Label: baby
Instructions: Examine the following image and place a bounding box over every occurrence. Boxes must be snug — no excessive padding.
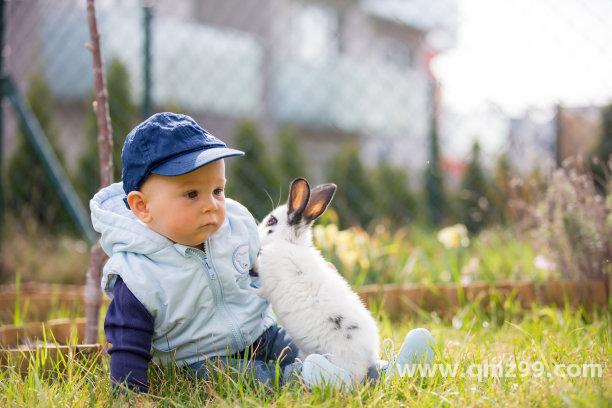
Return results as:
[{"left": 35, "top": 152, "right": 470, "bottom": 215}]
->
[{"left": 90, "top": 112, "right": 434, "bottom": 392}]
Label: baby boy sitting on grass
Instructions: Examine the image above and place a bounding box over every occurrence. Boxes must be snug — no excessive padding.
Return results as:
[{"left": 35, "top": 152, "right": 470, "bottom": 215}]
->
[{"left": 90, "top": 112, "right": 434, "bottom": 392}]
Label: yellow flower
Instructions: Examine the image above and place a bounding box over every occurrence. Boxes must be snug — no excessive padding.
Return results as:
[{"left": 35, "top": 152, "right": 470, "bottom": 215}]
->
[
  {"left": 338, "top": 248, "right": 358, "bottom": 268},
  {"left": 313, "top": 224, "right": 338, "bottom": 249},
  {"left": 437, "top": 224, "right": 470, "bottom": 249}
]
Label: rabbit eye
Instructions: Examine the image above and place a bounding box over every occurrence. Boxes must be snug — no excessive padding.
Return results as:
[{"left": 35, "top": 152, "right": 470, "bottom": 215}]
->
[{"left": 266, "top": 216, "right": 278, "bottom": 226}]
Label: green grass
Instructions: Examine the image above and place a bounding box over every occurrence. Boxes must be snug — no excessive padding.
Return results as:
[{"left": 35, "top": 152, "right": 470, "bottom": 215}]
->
[
  {"left": 1, "top": 302, "right": 610, "bottom": 407},
  {"left": 1, "top": 220, "right": 608, "bottom": 405},
  {"left": 314, "top": 224, "right": 544, "bottom": 287},
  {"left": 1, "top": 220, "right": 543, "bottom": 287}
]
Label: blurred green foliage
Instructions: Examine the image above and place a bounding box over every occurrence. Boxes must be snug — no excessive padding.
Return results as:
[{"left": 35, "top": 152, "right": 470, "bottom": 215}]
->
[
  {"left": 370, "top": 160, "right": 419, "bottom": 226},
  {"left": 313, "top": 223, "right": 542, "bottom": 287},
  {"left": 425, "top": 114, "right": 446, "bottom": 227},
  {"left": 325, "top": 143, "right": 377, "bottom": 229},
  {"left": 458, "top": 141, "right": 495, "bottom": 233},
  {"left": 590, "top": 103, "right": 612, "bottom": 194},
  {"left": 274, "top": 126, "right": 309, "bottom": 203},
  {"left": 535, "top": 167, "right": 611, "bottom": 280},
  {"left": 226, "top": 121, "right": 281, "bottom": 220},
  {"left": 12, "top": 72, "right": 606, "bottom": 254},
  {"left": 6, "top": 74, "right": 75, "bottom": 235},
  {"left": 74, "top": 58, "right": 138, "bottom": 204}
]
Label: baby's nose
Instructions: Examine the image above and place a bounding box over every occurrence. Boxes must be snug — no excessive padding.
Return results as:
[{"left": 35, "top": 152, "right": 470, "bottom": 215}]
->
[{"left": 201, "top": 196, "right": 217, "bottom": 213}]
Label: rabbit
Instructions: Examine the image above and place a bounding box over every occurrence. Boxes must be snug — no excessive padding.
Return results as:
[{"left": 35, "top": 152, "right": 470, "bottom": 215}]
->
[{"left": 249, "top": 177, "right": 380, "bottom": 385}]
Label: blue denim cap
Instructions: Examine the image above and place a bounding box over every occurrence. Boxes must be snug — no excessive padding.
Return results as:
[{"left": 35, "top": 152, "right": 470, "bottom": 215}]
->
[{"left": 121, "top": 112, "right": 243, "bottom": 206}]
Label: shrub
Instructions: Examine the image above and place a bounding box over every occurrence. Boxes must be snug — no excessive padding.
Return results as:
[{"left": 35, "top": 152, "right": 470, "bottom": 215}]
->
[
  {"left": 458, "top": 142, "right": 495, "bottom": 233},
  {"left": 325, "top": 143, "right": 376, "bottom": 229},
  {"left": 424, "top": 114, "right": 446, "bottom": 226},
  {"left": 590, "top": 103, "right": 612, "bottom": 194},
  {"left": 534, "top": 166, "right": 611, "bottom": 281},
  {"left": 6, "top": 74, "right": 74, "bottom": 234},
  {"left": 371, "top": 161, "right": 418, "bottom": 226},
  {"left": 226, "top": 120, "right": 279, "bottom": 220},
  {"left": 490, "top": 153, "right": 514, "bottom": 225},
  {"left": 74, "top": 58, "right": 137, "bottom": 203},
  {"left": 275, "top": 126, "right": 309, "bottom": 194}
]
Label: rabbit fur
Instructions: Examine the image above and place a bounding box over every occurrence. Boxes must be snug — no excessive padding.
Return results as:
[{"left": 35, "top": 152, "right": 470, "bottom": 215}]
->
[{"left": 250, "top": 178, "right": 380, "bottom": 384}]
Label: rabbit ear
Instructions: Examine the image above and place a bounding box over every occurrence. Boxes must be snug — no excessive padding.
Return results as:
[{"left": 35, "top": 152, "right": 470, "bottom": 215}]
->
[
  {"left": 303, "top": 183, "right": 336, "bottom": 223},
  {"left": 287, "top": 178, "right": 310, "bottom": 225}
]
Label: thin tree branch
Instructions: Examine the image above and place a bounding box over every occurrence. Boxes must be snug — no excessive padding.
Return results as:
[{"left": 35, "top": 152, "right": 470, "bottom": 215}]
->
[{"left": 84, "top": 0, "right": 113, "bottom": 344}]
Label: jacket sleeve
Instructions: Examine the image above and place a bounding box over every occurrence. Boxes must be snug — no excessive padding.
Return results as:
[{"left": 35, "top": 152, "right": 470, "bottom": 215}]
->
[{"left": 104, "top": 276, "right": 154, "bottom": 393}]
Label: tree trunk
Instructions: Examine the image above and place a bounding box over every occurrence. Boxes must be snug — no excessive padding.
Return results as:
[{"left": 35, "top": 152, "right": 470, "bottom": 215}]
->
[{"left": 84, "top": 0, "right": 113, "bottom": 344}]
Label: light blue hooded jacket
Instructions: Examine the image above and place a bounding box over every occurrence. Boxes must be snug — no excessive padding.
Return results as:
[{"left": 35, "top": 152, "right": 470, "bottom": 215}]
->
[{"left": 90, "top": 182, "right": 276, "bottom": 366}]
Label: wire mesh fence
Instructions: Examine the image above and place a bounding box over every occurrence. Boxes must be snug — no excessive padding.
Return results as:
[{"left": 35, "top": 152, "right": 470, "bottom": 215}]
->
[{"left": 1, "top": 0, "right": 611, "bottom": 284}]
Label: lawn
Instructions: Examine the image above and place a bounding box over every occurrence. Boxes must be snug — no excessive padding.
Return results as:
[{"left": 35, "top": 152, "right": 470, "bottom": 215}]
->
[
  {"left": 1, "top": 301, "right": 609, "bottom": 407},
  {"left": 0, "top": 195, "right": 609, "bottom": 406}
]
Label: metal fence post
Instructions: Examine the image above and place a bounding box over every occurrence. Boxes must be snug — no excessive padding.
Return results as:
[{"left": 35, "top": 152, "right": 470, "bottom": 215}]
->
[
  {"left": 2, "top": 78, "right": 98, "bottom": 244},
  {"left": 142, "top": 3, "right": 152, "bottom": 119},
  {"left": 0, "top": 0, "right": 5, "bottom": 276}
]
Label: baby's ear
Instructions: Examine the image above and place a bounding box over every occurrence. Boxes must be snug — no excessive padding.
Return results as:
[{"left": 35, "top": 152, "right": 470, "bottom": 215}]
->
[{"left": 127, "top": 191, "right": 152, "bottom": 223}]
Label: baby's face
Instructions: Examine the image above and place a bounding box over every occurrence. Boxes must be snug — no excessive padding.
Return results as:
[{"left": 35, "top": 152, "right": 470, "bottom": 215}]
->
[{"left": 133, "top": 159, "right": 227, "bottom": 247}]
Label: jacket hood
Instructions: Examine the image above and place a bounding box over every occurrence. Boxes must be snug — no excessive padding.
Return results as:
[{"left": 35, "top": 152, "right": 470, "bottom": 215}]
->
[{"left": 90, "top": 182, "right": 173, "bottom": 256}]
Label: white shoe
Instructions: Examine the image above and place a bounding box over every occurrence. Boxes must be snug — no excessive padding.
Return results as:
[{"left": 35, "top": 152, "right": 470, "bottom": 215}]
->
[
  {"left": 301, "top": 353, "right": 353, "bottom": 390},
  {"left": 384, "top": 328, "right": 434, "bottom": 378}
]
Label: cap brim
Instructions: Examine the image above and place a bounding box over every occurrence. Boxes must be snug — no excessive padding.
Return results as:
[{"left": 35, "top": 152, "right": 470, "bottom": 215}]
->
[{"left": 151, "top": 147, "right": 244, "bottom": 176}]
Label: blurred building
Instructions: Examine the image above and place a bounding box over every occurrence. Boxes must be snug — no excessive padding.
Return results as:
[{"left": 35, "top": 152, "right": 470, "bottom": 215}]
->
[
  {"left": 555, "top": 105, "right": 602, "bottom": 169},
  {"left": 506, "top": 105, "right": 603, "bottom": 175},
  {"left": 440, "top": 101, "right": 509, "bottom": 172},
  {"left": 507, "top": 109, "right": 556, "bottom": 175},
  {"left": 441, "top": 155, "right": 467, "bottom": 190},
  {"left": 5, "top": 0, "right": 457, "bottom": 181}
]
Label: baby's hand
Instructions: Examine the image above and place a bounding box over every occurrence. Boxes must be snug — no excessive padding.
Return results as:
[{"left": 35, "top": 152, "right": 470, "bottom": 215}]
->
[
  {"left": 248, "top": 279, "right": 263, "bottom": 296},
  {"left": 248, "top": 258, "right": 263, "bottom": 295}
]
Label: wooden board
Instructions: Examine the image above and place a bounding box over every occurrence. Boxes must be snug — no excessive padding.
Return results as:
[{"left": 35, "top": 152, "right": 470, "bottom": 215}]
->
[
  {"left": 0, "top": 283, "right": 108, "bottom": 323},
  {"left": 0, "top": 279, "right": 608, "bottom": 324},
  {"left": 0, "top": 343, "right": 106, "bottom": 374},
  {"left": 358, "top": 279, "right": 609, "bottom": 319},
  {"left": 0, "top": 318, "right": 86, "bottom": 346}
]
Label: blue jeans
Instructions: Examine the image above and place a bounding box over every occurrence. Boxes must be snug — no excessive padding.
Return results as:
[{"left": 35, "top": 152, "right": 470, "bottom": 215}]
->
[
  {"left": 187, "top": 324, "right": 383, "bottom": 385},
  {"left": 187, "top": 324, "right": 300, "bottom": 385}
]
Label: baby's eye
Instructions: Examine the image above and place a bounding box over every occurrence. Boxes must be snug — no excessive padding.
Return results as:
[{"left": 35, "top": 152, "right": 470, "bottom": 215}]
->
[
  {"left": 185, "top": 190, "right": 198, "bottom": 199},
  {"left": 214, "top": 188, "right": 224, "bottom": 197}
]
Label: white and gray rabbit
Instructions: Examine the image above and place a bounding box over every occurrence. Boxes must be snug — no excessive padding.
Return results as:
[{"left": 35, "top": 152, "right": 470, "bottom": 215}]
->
[{"left": 250, "top": 178, "right": 380, "bottom": 384}]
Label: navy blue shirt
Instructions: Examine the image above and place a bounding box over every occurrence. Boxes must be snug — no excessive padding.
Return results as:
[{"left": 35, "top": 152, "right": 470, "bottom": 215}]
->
[
  {"left": 104, "top": 276, "right": 154, "bottom": 392},
  {"left": 105, "top": 273, "right": 265, "bottom": 392}
]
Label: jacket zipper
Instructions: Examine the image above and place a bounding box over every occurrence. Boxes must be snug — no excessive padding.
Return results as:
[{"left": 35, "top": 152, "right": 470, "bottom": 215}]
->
[{"left": 200, "top": 241, "right": 246, "bottom": 352}]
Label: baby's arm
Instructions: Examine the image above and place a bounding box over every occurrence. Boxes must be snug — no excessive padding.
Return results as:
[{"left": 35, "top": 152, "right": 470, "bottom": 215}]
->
[{"left": 104, "top": 276, "right": 154, "bottom": 393}]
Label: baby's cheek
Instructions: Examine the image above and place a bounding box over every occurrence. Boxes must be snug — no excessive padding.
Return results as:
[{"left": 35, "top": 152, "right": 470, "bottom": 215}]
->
[
  {"left": 217, "top": 205, "right": 226, "bottom": 225},
  {"left": 169, "top": 212, "right": 196, "bottom": 237}
]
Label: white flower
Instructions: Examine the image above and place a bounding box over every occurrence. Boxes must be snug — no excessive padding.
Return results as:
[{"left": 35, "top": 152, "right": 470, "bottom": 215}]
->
[
  {"left": 534, "top": 255, "right": 556, "bottom": 272},
  {"left": 437, "top": 224, "right": 470, "bottom": 249},
  {"left": 461, "top": 257, "right": 480, "bottom": 284}
]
